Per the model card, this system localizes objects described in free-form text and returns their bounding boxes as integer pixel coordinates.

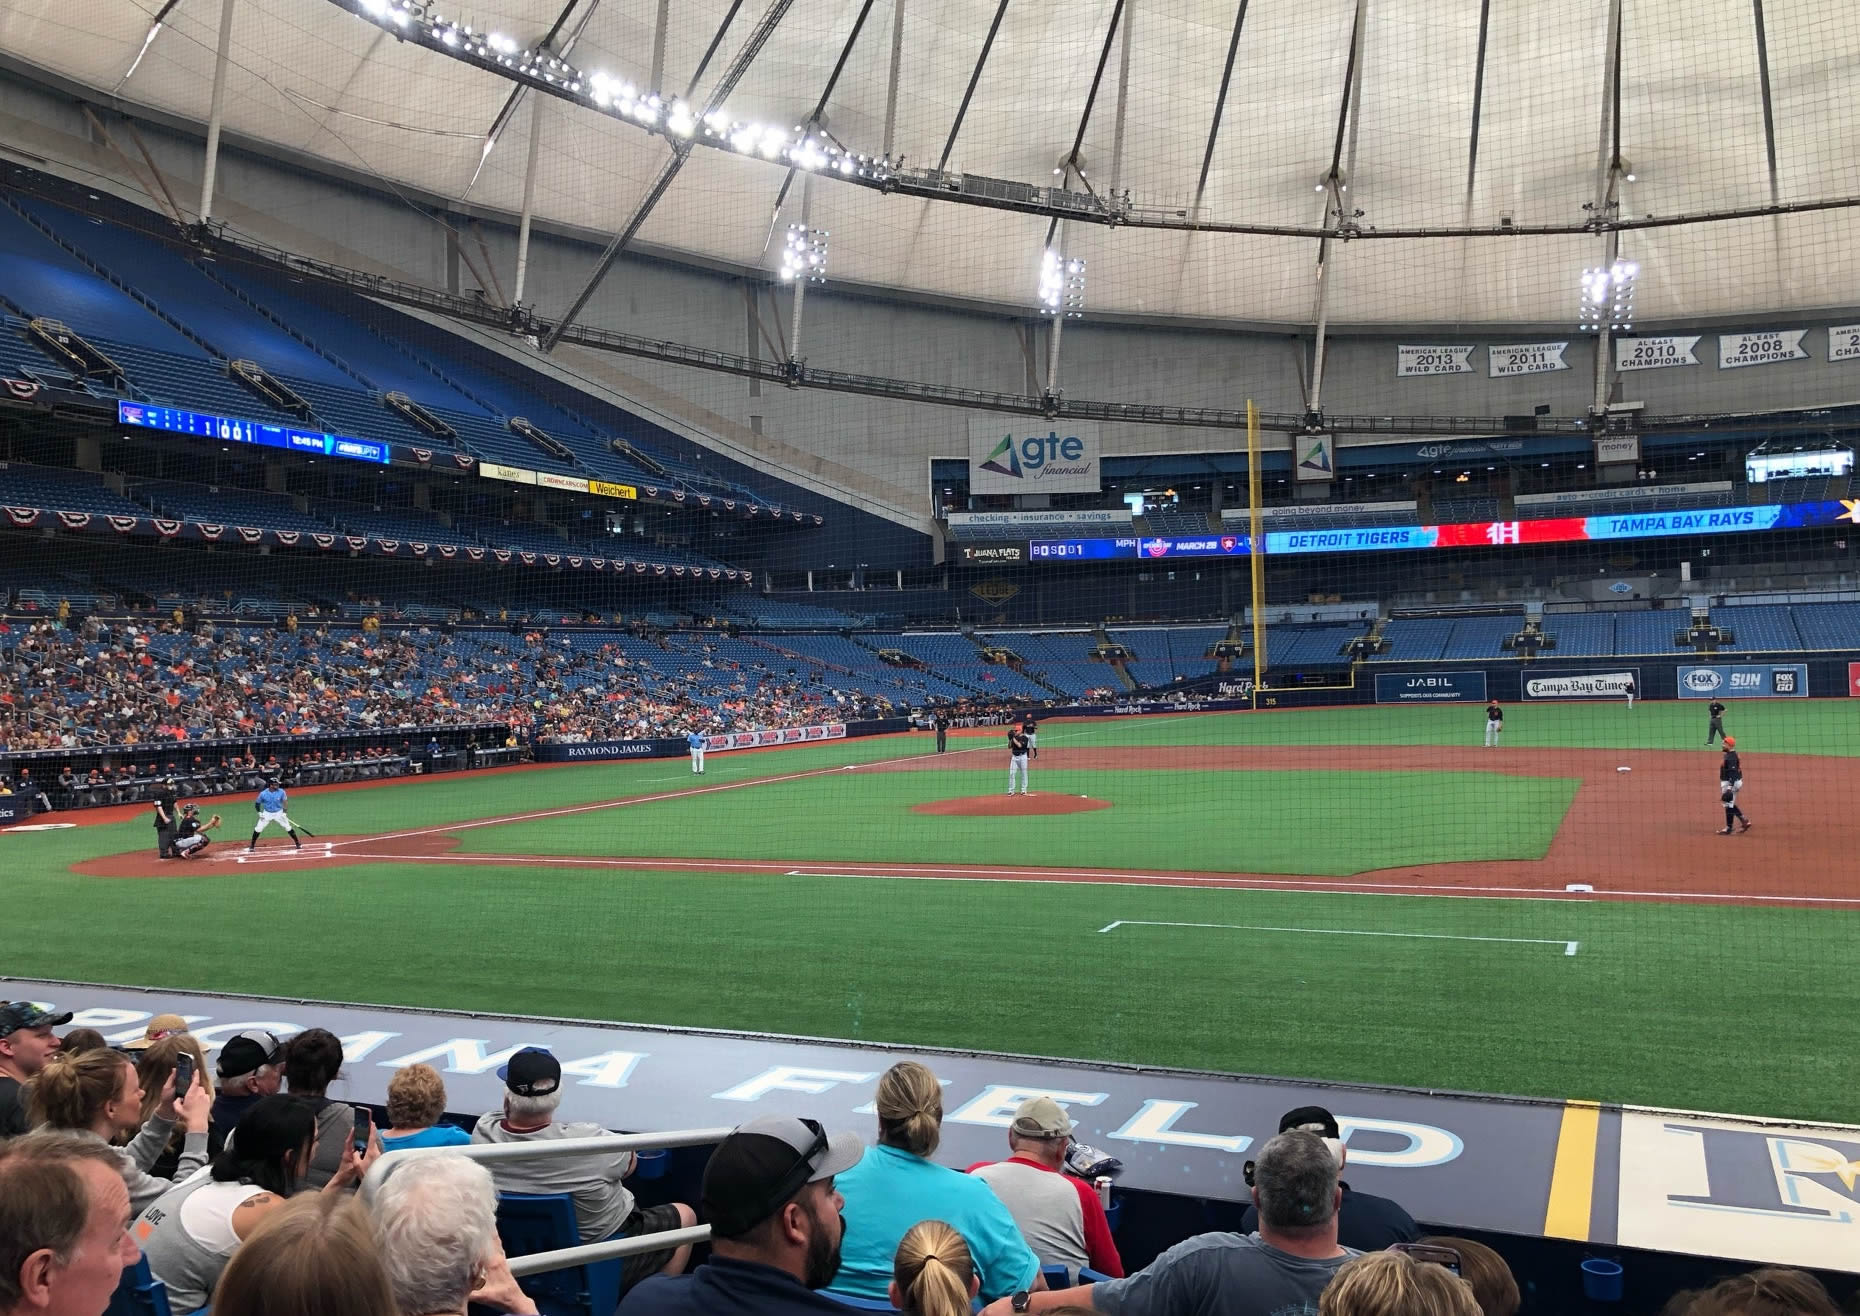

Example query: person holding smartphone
[27,1046,212,1213]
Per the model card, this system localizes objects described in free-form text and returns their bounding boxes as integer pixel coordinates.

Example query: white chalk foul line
[1097,919,1581,956]
[345,739,1008,849]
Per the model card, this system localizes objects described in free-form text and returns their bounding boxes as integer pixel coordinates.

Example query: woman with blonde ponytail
[27,1045,211,1213]
[891,1221,980,1316]
[824,1062,1040,1307]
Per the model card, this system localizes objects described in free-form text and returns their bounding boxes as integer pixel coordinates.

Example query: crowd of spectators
[0,616,899,772]
[3,1002,1846,1316]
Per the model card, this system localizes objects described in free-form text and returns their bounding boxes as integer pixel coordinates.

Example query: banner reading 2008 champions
[968,419,1101,495]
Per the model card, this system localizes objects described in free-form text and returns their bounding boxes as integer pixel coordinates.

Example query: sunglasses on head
[1390,1243,1462,1276]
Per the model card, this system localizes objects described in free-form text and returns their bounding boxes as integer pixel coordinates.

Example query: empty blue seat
[495,1192,622,1316]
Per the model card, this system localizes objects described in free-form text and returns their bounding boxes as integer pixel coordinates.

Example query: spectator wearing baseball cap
[208,1030,284,1157]
[1238,1107,1417,1252]
[967,1096,1123,1284]
[985,1130,1357,1316]
[471,1048,697,1280]
[620,1114,863,1316]
[0,1001,72,1139]
[825,1061,1042,1307]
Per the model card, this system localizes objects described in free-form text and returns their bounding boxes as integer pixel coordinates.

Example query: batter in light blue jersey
[249,778,302,850]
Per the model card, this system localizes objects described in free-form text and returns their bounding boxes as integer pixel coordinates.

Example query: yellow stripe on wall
[1543,1100,1602,1240]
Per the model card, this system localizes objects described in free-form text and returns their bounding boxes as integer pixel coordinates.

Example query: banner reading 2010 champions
[968,419,1101,495]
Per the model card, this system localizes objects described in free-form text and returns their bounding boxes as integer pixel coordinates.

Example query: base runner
[1483,701,1503,748]
[1718,737,1751,835]
[249,778,304,851]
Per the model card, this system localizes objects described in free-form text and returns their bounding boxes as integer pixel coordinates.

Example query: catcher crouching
[173,803,223,859]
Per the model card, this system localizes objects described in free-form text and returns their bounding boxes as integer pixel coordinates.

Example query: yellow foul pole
[1247,401,1267,696]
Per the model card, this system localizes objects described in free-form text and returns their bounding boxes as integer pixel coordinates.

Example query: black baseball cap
[217,1028,284,1079]
[1280,1105,1345,1163]
[702,1115,863,1238]
[497,1047,561,1097]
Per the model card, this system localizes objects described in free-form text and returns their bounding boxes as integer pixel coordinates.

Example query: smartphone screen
[172,1053,194,1096]
[352,1106,372,1152]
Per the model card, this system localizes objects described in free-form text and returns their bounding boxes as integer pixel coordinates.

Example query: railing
[359,1127,733,1278]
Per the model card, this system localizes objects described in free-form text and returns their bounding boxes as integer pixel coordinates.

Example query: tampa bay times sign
[969,420,1101,495]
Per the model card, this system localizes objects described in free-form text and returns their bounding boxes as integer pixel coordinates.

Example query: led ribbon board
[1028,501,1858,561]
[119,402,391,465]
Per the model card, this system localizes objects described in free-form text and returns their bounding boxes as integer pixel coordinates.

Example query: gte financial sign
[969,421,1101,494]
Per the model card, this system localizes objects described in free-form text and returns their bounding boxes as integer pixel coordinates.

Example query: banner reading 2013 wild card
[968,419,1101,494]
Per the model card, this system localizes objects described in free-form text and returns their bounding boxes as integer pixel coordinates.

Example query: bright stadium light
[781,224,828,284]
[1038,248,1086,318]
[1579,259,1637,333]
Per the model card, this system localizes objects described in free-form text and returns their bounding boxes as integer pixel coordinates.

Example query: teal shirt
[379,1124,474,1152]
[823,1143,1040,1304]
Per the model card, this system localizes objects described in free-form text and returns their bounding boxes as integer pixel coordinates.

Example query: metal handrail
[359,1127,735,1276]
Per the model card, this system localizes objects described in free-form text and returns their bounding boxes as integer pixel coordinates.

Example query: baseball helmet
[266,776,281,786]
[181,802,200,815]
[1722,736,1736,749]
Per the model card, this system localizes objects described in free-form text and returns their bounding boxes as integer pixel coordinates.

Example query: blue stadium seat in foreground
[494,1192,621,1316]
[104,1257,175,1316]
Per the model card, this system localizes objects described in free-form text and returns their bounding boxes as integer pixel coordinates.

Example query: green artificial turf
[467,768,1578,875]
[7,704,1857,1122]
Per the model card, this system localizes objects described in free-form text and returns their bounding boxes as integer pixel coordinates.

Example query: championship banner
[1397,346,1474,377]
[1718,329,1808,369]
[1488,342,1569,377]
[1828,325,1860,364]
[1615,336,1701,372]
[968,420,1100,495]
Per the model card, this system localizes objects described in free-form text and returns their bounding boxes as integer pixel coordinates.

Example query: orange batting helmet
[1722,736,1736,748]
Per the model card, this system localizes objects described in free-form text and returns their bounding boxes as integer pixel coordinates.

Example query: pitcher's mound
[912,794,1112,817]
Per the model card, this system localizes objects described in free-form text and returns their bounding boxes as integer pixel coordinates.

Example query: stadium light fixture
[781,223,828,284]
[1579,258,1638,332]
[1038,248,1086,319]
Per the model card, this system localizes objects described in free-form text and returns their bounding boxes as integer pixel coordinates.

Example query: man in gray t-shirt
[470,1048,637,1243]
[981,1130,1358,1316]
